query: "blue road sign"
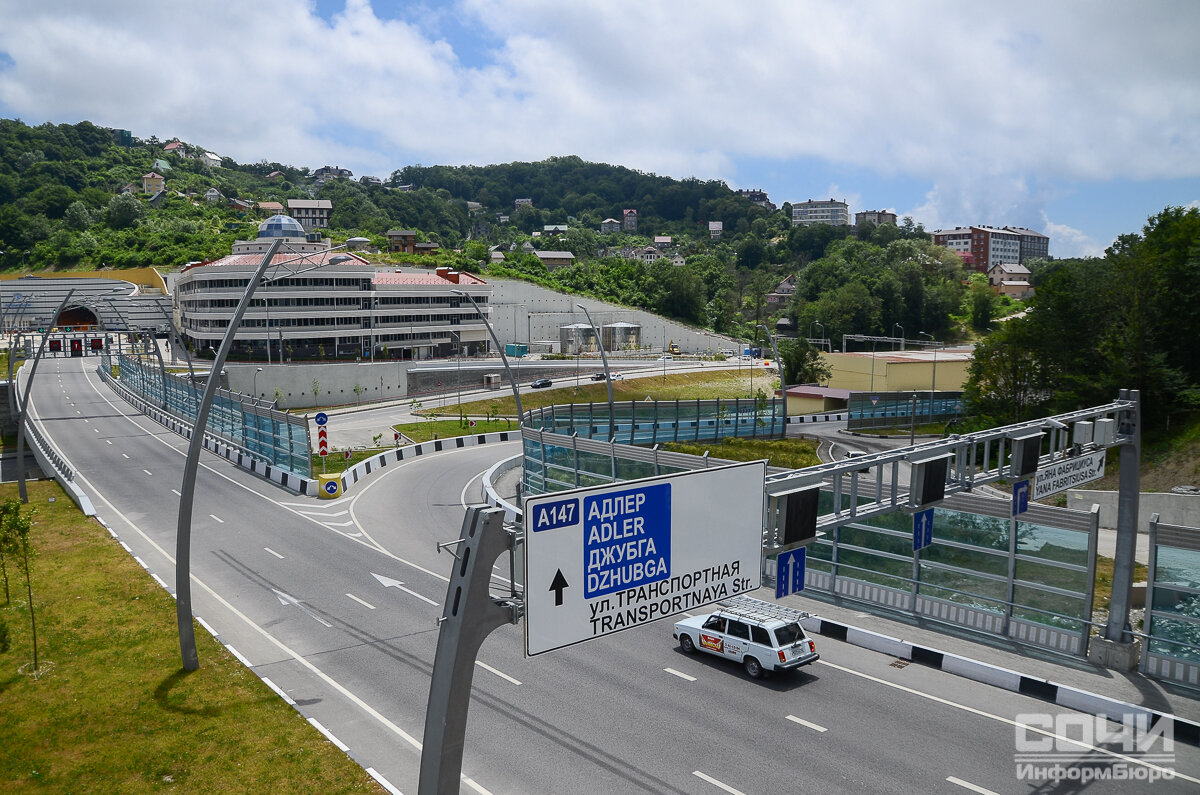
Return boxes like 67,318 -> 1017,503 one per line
913,508 -> 934,551
1012,479 -> 1030,517
315,412 -> 328,426
324,480 -> 339,495
582,483 -> 671,598
776,547 -> 807,598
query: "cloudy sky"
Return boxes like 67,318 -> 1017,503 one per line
1,0 -> 1197,257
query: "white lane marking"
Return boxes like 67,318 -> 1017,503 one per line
93,427 -> 99,432
398,584 -> 438,606
475,660 -> 521,685
946,777 -> 998,795
297,509 -> 350,518
105,439 -> 112,445
196,616 -> 218,638
121,453 -> 129,459
307,718 -> 349,752
786,715 -> 827,733
325,521 -> 355,527
366,768 -> 403,795
264,547 -> 284,559
346,593 -> 376,610
816,660 -> 1199,784
692,771 -> 745,794
458,467 -> 486,509
84,418 -> 90,423
225,644 -> 253,667
171,488 -> 181,497
665,667 -> 697,682
209,514 -> 224,523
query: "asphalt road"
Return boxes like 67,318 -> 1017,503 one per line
30,357 -> 1200,794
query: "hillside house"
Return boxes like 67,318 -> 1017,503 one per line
141,172 -> 165,194
535,250 -> 576,271
387,229 -> 417,254
601,218 -> 620,234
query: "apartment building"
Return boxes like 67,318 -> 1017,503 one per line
792,198 -> 851,226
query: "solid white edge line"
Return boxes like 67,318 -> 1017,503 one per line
692,771 -> 746,795
195,616 -> 218,638
307,718 -> 350,753
261,676 -> 296,706
946,776 -> 998,794
816,659 -> 1199,784
346,593 -> 376,610
209,514 -> 224,523
264,546 -> 284,559
785,715 -> 827,733
475,660 -> 521,685
133,556 -> 147,569
664,667 -> 697,682
151,572 -> 168,590
365,767 -> 403,795
224,644 -> 253,668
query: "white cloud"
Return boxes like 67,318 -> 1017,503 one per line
0,0 -> 1197,239
1040,212 -> 1104,258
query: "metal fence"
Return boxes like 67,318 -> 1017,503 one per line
526,397 -> 786,446
1142,515 -> 1200,687
847,390 -> 963,431
520,398 -> 785,496
775,490 -> 1099,655
105,350 -> 311,478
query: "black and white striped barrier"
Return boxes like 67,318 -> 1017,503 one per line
800,615 -> 1200,746
788,412 -> 847,424
299,432 -> 518,497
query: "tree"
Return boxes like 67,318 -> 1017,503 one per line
311,378 -> 320,405
105,192 -> 143,229
353,382 -> 365,404
962,319 -> 1050,424
0,498 -> 18,604
964,273 -> 999,331
0,499 -> 40,674
778,338 -> 832,386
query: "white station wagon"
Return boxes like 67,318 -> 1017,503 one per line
673,594 -> 819,679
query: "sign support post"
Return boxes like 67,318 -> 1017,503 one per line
419,507 -> 520,795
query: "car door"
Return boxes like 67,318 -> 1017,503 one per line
698,615 -> 727,656
722,620 -> 751,663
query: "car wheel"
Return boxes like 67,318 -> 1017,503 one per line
744,657 -> 763,679
680,634 -> 696,654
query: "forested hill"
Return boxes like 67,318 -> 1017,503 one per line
393,156 -> 771,235
0,118 -> 773,271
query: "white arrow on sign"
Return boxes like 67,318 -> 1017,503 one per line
272,588 -> 332,627
371,572 -> 439,606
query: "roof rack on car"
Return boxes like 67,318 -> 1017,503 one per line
716,594 -> 811,624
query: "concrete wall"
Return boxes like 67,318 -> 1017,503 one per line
487,278 -> 739,355
225,361 -> 411,409
1066,489 -> 1200,531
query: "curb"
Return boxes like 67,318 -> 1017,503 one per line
800,615 -> 1200,746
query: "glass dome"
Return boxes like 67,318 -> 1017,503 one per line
257,214 -> 306,239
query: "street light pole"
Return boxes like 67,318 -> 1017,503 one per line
893,323 -> 904,350
919,331 -> 937,423
451,289 -> 523,424
253,367 -> 262,397
577,304 -> 615,441
175,238 -> 363,670
16,289 -> 75,502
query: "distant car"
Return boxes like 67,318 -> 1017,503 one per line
673,595 -> 819,679
657,354 -> 674,361
590,372 -> 607,381
530,378 -> 553,389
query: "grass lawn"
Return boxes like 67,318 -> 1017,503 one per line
661,436 -> 821,470
0,481 -> 383,793
442,367 -> 781,418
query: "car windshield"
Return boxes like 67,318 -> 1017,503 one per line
773,622 -> 806,646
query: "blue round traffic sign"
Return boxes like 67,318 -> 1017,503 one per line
324,481 -> 338,495
315,412 -> 328,426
